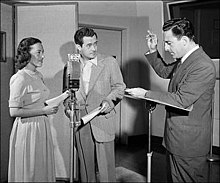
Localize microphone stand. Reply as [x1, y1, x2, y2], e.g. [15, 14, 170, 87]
[145, 101, 156, 183]
[69, 89, 81, 183]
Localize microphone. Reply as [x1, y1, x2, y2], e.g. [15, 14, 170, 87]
[67, 53, 80, 92]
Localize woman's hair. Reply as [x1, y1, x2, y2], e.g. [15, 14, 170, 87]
[74, 27, 98, 47]
[15, 37, 42, 70]
[163, 17, 195, 41]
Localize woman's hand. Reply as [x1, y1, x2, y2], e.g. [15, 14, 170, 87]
[43, 105, 59, 115]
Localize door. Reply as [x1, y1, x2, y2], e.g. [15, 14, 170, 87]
[16, 2, 78, 179]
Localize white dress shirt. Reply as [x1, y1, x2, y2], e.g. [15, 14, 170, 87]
[181, 45, 199, 63]
[81, 57, 98, 94]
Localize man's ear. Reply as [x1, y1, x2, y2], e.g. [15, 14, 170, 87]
[181, 36, 189, 46]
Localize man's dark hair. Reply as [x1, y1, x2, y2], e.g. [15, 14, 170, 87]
[74, 27, 98, 46]
[163, 17, 195, 41]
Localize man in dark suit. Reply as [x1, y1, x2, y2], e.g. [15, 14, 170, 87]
[63, 27, 126, 182]
[126, 18, 216, 182]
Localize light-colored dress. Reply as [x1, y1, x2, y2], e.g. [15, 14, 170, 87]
[8, 68, 56, 182]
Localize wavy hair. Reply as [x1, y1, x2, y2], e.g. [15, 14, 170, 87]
[74, 27, 98, 47]
[163, 17, 195, 41]
[15, 37, 42, 70]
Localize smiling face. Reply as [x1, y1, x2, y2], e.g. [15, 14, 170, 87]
[29, 43, 45, 68]
[164, 29, 186, 59]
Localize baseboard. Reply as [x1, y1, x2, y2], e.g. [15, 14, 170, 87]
[124, 134, 220, 155]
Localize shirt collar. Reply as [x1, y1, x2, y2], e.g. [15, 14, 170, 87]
[81, 56, 98, 67]
[89, 56, 98, 66]
[181, 45, 199, 63]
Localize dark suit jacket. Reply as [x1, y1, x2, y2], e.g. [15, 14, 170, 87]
[63, 53, 126, 142]
[145, 47, 216, 157]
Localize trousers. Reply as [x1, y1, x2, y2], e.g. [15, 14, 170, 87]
[75, 123, 116, 182]
[166, 151, 209, 182]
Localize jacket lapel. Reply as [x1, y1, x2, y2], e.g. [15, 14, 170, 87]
[169, 47, 202, 92]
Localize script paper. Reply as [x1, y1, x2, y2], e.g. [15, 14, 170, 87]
[45, 91, 69, 107]
[81, 106, 105, 124]
[125, 94, 193, 111]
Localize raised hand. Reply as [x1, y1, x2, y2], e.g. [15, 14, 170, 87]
[146, 30, 158, 53]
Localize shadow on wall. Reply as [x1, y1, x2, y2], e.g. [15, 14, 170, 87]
[44, 41, 76, 96]
[59, 41, 76, 65]
[122, 57, 151, 139]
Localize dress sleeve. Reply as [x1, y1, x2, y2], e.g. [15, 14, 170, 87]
[8, 73, 27, 108]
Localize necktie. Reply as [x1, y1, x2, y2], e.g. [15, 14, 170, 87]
[173, 60, 181, 77]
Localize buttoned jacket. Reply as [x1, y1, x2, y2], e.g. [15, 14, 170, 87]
[145, 47, 216, 157]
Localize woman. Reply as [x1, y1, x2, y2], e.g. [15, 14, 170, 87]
[8, 37, 59, 182]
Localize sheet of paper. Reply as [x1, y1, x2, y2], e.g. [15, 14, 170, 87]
[125, 94, 193, 111]
[81, 106, 104, 124]
[45, 91, 69, 107]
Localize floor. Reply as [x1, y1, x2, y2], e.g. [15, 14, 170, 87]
[57, 136, 219, 182]
[115, 136, 220, 182]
